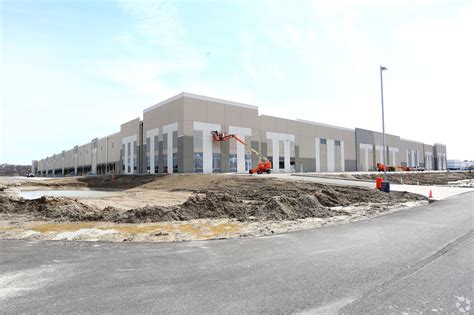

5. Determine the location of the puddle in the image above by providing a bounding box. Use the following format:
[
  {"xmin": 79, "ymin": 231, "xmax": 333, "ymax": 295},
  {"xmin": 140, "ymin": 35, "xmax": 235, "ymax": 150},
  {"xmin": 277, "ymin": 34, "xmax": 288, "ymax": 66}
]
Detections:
[{"xmin": 16, "ymin": 190, "xmax": 118, "ymax": 200}]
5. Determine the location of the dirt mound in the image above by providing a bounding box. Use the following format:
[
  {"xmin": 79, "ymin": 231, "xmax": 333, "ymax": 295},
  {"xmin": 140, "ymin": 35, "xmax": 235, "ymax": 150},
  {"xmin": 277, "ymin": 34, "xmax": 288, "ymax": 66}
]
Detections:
[
  {"xmin": 0, "ymin": 195, "xmax": 98, "ymax": 220},
  {"xmin": 0, "ymin": 175, "xmax": 428, "ymax": 223}
]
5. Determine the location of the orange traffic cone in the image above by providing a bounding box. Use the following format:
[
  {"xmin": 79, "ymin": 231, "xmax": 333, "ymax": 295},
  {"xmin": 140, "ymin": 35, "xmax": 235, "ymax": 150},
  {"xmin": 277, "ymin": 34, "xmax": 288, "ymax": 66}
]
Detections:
[{"xmin": 428, "ymin": 190, "xmax": 433, "ymax": 198}]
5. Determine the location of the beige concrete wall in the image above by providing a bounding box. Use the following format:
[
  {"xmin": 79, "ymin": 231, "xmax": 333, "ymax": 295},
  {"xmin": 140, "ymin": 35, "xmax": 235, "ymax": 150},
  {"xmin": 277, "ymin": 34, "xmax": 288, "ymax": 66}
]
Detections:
[
  {"xmin": 399, "ymin": 139, "xmax": 424, "ymax": 167},
  {"xmin": 182, "ymin": 95, "xmax": 259, "ymax": 138},
  {"xmin": 121, "ymin": 118, "xmax": 141, "ymax": 138},
  {"xmin": 84, "ymin": 143, "xmax": 92, "ymax": 165},
  {"xmin": 77, "ymin": 145, "xmax": 86, "ymax": 167},
  {"xmin": 64, "ymin": 149, "xmax": 74, "ymax": 169},
  {"xmin": 94, "ymin": 133, "xmax": 121, "ymax": 165},
  {"xmin": 261, "ymin": 116, "xmax": 356, "ymax": 171},
  {"xmin": 33, "ymin": 92, "xmax": 446, "ymax": 175},
  {"xmin": 107, "ymin": 132, "xmax": 121, "ymax": 163},
  {"xmin": 97, "ymin": 137, "xmax": 107, "ymax": 164},
  {"xmin": 143, "ymin": 97, "xmax": 183, "ymax": 139},
  {"xmin": 120, "ymin": 118, "xmax": 141, "ymax": 174}
]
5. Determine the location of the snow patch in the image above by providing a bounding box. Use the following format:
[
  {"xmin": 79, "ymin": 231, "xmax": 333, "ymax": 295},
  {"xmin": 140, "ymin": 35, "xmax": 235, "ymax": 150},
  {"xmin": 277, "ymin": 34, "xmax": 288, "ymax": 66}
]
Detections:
[{"xmin": 53, "ymin": 228, "xmax": 117, "ymax": 240}]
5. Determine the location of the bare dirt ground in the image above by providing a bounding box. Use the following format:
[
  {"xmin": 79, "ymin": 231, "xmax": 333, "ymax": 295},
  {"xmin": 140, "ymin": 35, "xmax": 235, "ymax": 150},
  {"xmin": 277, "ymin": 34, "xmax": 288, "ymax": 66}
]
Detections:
[
  {"xmin": 304, "ymin": 171, "xmax": 473, "ymax": 186},
  {"xmin": 0, "ymin": 174, "xmax": 428, "ymax": 242}
]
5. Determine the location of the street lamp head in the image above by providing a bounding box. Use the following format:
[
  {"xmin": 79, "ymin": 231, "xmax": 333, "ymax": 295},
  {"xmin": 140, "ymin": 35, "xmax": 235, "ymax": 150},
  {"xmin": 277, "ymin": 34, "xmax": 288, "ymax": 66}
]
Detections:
[{"xmin": 380, "ymin": 66, "xmax": 388, "ymax": 71}]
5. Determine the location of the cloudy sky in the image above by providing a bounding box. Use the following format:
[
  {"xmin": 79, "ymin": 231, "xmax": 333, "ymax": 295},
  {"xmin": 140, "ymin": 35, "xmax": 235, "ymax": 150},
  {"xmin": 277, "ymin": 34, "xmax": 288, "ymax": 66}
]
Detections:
[{"xmin": 1, "ymin": 0, "xmax": 472, "ymax": 164}]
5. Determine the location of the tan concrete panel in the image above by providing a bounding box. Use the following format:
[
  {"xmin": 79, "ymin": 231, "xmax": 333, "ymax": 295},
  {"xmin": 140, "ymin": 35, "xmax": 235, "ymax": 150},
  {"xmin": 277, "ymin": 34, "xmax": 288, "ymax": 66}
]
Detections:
[
  {"xmin": 182, "ymin": 121, "xmax": 194, "ymax": 136},
  {"xmin": 78, "ymin": 145, "xmax": 86, "ymax": 166},
  {"xmin": 183, "ymin": 97, "xmax": 207, "ymax": 122},
  {"xmin": 259, "ymin": 116, "xmax": 275, "ymax": 133},
  {"xmin": 207, "ymin": 101, "xmax": 226, "ymax": 124},
  {"xmin": 169, "ymin": 98, "xmax": 184, "ymax": 123},
  {"xmin": 97, "ymin": 137, "xmax": 107, "ymax": 163},
  {"xmin": 120, "ymin": 118, "xmax": 140, "ymax": 138},
  {"xmin": 84, "ymin": 143, "xmax": 92, "ymax": 165},
  {"xmin": 224, "ymin": 105, "xmax": 241, "ymax": 126},
  {"xmin": 287, "ymin": 120, "xmax": 314, "ymax": 136},
  {"xmin": 240, "ymin": 108, "xmax": 259, "ymax": 129},
  {"xmin": 297, "ymin": 136, "xmax": 315, "ymax": 158},
  {"xmin": 108, "ymin": 132, "xmax": 121, "ymax": 162}
]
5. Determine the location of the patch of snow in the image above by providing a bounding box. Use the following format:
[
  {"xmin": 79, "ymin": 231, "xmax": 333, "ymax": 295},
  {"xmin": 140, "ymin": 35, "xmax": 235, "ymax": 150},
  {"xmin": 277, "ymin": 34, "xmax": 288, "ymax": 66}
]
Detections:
[
  {"xmin": 22, "ymin": 230, "xmax": 40, "ymax": 237},
  {"xmin": 53, "ymin": 228, "xmax": 117, "ymax": 240}
]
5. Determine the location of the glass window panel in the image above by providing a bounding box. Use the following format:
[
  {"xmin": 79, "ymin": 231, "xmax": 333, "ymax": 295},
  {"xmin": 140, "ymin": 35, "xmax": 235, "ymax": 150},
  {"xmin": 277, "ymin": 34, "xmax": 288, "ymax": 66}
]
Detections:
[
  {"xmin": 194, "ymin": 152, "xmax": 203, "ymax": 173},
  {"xmin": 229, "ymin": 154, "xmax": 237, "ymax": 172},
  {"xmin": 212, "ymin": 153, "xmax": 221, "ymax": 173},
  {"xmin": 163, "ymin": 153, "xmax": 168, "ymax": 173},
  {"xmin": 245, "ymin": 154, "xmax": 252, "ymax": 171}
]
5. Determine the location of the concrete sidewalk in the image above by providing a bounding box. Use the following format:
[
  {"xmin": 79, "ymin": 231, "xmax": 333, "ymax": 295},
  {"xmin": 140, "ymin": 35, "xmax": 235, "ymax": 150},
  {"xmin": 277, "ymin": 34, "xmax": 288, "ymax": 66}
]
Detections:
[
  {"xmin": 390, "ymin": 184, "xmax": 473, "ymax": 200},
  {"xmin": 271, "ymin": 173, "xmax": 474, "ymax": 201}
]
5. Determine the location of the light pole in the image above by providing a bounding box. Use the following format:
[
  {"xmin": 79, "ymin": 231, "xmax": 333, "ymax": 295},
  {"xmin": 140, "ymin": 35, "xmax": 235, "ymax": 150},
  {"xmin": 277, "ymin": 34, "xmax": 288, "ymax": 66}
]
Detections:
[{"xmin": 380, "ymin": 65, "xmax": 388, "ymax": 181}]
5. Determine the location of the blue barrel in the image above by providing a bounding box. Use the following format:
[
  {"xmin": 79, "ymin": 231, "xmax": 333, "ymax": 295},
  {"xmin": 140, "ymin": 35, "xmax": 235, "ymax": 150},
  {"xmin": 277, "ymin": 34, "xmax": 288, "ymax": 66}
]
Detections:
[{"xmin": 381, "ymin": 181, "xmax": 390, "ymax": 193}]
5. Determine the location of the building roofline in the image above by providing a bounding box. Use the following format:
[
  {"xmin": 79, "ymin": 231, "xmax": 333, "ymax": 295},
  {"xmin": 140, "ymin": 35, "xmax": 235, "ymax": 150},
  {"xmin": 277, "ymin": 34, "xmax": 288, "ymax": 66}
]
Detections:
[
  {"xmin": 296, "ymin": 118, "xmax": 354, "ymax": 132},
  {"xmin": 143, "ymin": 92, "xmax": 258, "ymax": 114},
  {"xmin": 400, "ymin": 137, "xmax": 424, "ymax": 144}
]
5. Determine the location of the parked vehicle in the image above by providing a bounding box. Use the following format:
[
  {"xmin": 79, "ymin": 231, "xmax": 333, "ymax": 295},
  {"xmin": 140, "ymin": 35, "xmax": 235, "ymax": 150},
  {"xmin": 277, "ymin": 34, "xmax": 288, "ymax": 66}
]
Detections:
[
  {"xmin": 408, "ymin": 166, "xmax": 425, "ymax": 171},
  {"xmin": 25, "ymin": 172, "xmax": 35, "ymax": 178}
]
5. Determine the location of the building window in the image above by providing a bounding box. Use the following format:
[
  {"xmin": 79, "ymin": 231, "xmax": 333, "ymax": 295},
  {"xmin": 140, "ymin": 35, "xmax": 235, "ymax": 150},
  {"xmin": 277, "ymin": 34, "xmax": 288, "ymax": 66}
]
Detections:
[
  {"xmin": 335, "ymin": 140, "xmax": 341, "ymax": 146},
  {"xmin": 245, "ymin": 154, "xmax": 252, "ymax": 172},
  {"xmin": 193, "ymin": 130, "xmax": 203, "ymax": 173},
  {"xmin": 194, "ymin": 152, "xmax": 203, "ymax": 173},
  {"xmin": 320, "ymin": 138, "xmax": 327, "ymax": 145},
  {"xmin": 111, "ymin": 143, "xmax": 114, "ymax": 148},
  {"xmin": 279, "ymin": 156, "xmax": 285, "ymax": 169},
  {"xmin": 212, "ymin": 153, "xmax": 221, "ymax": 173},
  {"xmin": 162, "ymin": 134, "xmax": 168, "ymax": 173},
  {"xmin": 229, "ymin": 154, "xmax": 237, "ymax": 172},
  {"xmin": 146, "ymin": 137, "xmax": 151, "ymax": 172},
  {"xmin": 154, "ymin": 136, "xmax": 159, "ymax": 173},
  {"xmin": 163, "ymin": 153, "xmax": 168, "ymax": 173},
  {"xmin": 173, "ymin": 153, "xmax": 178, "ymax": 173},
  {"xmin": 127, "ymin": 142, "xmax": 131, "ymax": 173},
  {"xmin": 133, "ymin": 141, "xmax": 137, "ymax": 171}
]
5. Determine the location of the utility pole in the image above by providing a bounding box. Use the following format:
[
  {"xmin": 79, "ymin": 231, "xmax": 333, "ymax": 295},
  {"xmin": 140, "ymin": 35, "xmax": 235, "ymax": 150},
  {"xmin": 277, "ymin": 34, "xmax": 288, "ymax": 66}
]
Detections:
[{"xmin": 380, "ymin": 65, "xmax": 388, "ymax": 181}]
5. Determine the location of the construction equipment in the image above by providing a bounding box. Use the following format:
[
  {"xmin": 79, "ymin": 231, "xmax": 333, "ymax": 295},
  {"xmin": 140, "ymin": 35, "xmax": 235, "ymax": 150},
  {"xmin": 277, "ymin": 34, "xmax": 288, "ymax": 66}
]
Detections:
[
  {"xmin": 376, "ymin": 163, "xmax": 396, "ymax": 172},
  {"xmin": 211, "ymin": 131, "xmax": 272, "ymax": 174}
]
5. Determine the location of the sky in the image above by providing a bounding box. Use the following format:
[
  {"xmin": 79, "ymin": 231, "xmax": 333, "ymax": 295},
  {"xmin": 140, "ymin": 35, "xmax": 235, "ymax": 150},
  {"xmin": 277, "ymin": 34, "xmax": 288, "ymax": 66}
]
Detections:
[{"xmin": 1, "ymin": 0, "xmax": 473, "ymax": 165}]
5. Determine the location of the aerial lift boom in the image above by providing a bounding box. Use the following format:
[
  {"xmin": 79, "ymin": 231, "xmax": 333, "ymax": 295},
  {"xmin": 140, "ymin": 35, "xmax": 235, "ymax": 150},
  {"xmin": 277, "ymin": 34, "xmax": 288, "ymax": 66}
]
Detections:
[{"xmin": 211, "ymin": 131, "xmax": 272, "ymax": 174}]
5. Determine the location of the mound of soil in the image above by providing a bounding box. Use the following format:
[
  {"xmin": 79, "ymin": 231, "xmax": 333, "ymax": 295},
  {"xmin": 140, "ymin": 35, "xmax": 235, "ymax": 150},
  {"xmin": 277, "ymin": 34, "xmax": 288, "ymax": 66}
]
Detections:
[
  {"xmin": 0, "ymin": 195, "xmax": 98, "ymax": 221},
  {"xmin": 0, "ymin": 176, "xmax": 427, "ymax": 223}
]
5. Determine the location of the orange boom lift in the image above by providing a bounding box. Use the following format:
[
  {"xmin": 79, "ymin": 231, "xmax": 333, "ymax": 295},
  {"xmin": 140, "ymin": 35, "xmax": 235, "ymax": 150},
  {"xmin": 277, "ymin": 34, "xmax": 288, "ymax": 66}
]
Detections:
[{"xmin": 211, "ymin": 131, "xmax": 272, "ymax": 174}]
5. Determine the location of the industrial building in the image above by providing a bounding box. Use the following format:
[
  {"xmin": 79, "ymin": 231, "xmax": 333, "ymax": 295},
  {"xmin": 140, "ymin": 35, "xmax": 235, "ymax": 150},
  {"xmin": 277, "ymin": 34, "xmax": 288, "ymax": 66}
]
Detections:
[{"xmin": 32, "ymin": 92, "xmax": 447, "ymax": 176}]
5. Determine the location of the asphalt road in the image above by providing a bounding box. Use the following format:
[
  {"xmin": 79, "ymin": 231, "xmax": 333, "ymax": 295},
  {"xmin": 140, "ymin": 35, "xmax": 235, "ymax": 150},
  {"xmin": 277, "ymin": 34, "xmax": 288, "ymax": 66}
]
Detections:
[{"xmin": 1, "ymin": 193, "xmax": 473, "ymax": 314}]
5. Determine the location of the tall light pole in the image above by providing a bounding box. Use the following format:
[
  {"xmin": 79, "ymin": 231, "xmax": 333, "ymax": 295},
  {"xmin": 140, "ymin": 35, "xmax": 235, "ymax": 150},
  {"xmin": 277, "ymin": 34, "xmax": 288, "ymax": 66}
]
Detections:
[{"xmin": 380, "ymin": 65, "xmax": 388, "ymax": 181}]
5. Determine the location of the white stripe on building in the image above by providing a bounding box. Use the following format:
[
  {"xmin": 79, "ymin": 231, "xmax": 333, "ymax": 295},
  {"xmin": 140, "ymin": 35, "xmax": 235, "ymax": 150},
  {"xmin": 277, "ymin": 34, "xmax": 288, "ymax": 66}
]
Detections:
[
  {"xmin": 163, "ymin": 122, "xmax": 179, "ymax": 174},
  {"xmin": 146, "ymin": 128, "xmax": 159, "ymax": 174},
  {"xmin": 229, "ymin": 126, "xmax": 252, "ymax": 173},
  {"xmin": 315, "ymin": 138, "xmax": 320, "ymax": 172},
  {"xmin": 327, "ymin": 139, "xmax": 335, "ymax": 172},
  {"xmin": 266, "ymin": 132, "xmax": 295, "ymax": 173}
]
